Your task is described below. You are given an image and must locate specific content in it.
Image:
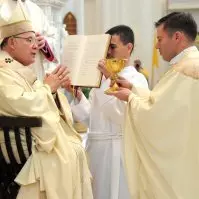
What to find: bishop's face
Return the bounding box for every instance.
[11,32,38,66]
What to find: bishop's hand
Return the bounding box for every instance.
[44,65,70,93]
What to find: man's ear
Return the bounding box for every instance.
[174,31,183,42]
[7,37,16,50]
[127,43,133,53]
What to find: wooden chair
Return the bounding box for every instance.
[0,116,42,199]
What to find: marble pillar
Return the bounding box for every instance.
[32,0,67,61]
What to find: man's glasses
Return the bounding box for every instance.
[13,36,37,45]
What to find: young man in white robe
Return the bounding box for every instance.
[69,25,148,199]
[0,1,92,198]
[108,12,199,199]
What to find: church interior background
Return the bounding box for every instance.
[32,0,199,88]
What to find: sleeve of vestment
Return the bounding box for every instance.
[95,71,149,125]
[123,67,199,198]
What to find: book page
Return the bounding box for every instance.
[74,34,110,87]
[61,35,85,84]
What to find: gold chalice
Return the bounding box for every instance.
[104,58,126,94]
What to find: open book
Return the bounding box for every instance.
[61,34,111,87]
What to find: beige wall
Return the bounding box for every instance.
[61,0,199,87]
[84,0,96,35]
[84,0,169,87]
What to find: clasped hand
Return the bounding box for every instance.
[44,65,70,93]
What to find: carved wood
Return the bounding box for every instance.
[63,12,77,35]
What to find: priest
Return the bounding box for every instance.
[108,12,199,199]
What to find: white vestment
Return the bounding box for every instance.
[24,0,58,80]
[124,46,199,199]
[71,66,148,199]
[0,51,93,199]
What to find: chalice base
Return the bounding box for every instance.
[104,83,119,94]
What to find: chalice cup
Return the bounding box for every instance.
[104,58,126,94]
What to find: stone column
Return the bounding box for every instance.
[32,0,67,60]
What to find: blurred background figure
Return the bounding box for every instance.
[134,59,149,82]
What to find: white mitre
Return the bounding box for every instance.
[0,0,34,44]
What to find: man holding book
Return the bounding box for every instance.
[70,25,148,199]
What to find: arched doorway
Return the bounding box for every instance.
[63,12,77,35]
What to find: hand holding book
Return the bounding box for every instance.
[61,34,111,88]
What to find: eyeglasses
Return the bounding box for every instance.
[13,36,37,45]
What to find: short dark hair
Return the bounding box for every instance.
[105,25,134,45]
[155,12,198,41]
[0,37,9,49]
